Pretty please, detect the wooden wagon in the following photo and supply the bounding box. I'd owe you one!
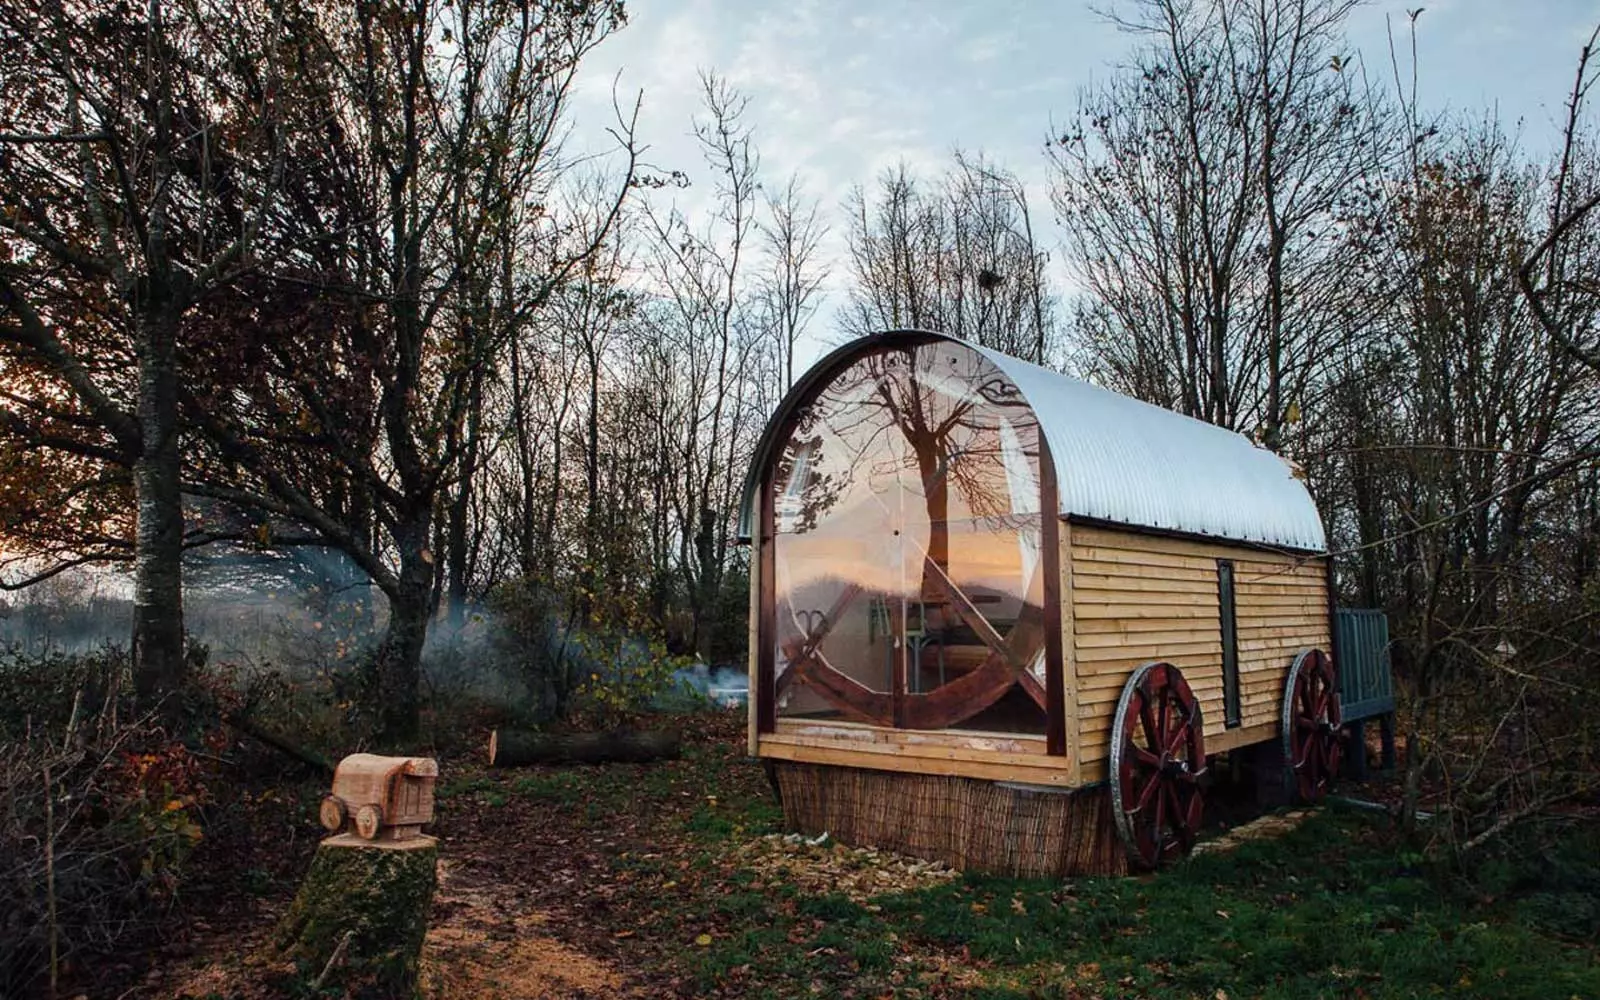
[740,331,1354,874]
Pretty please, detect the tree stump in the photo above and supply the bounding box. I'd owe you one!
[274,833,438,999]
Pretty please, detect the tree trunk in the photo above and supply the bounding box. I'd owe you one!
[275,834,438,1000]
[445,482,469,631]
[131,301,187,705]
[693,504,718,659]
[913,431,949,597]
[375,516,433,745]
[487,727,681,767]
[445,367,483,631]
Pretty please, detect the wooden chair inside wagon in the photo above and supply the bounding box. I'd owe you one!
[742,332,1349,876]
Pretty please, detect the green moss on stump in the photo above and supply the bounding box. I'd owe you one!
[275,834,438,999]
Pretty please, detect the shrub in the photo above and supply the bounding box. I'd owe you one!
[483,579,697,725]
[571,628,700,725]
[1,718,213,995]
[0,644,125,740]
[484,579,577,720]
[0,647,241,996]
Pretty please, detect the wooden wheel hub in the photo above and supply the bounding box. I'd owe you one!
[1282,648,1344,802]
[1110,662,1206,869]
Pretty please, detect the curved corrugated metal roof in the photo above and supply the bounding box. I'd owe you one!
[740,331,1327,553]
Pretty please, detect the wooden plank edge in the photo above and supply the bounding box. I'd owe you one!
[758,738,1080,785]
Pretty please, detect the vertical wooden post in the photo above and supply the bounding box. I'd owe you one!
[746,537,760,756]
[756,470,777,735]
[1041,438,1068,759]
[890,599,909,728]
[1059,520,1080,783]
[1323,555,1341,687]
[1344,718,1369,780]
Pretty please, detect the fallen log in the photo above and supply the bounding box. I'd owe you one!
[487,727,681,767]
[226,711,334,775]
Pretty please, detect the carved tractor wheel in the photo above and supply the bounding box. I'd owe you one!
[1110,662,1207,869]
[318,795,348,834]
[353,803,384,840]
[1282,648,1344,803]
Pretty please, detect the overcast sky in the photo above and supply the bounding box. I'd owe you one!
[567,0,1600,362]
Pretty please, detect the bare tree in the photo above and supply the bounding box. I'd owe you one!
[636,71,771,657]
[844,152,1058,364]
[181,0,637,742]
[1517,24,1600,377]
[0,0,288,701]
[1306,15,1600,849]
[760,175,828,391]
[1052,0,1393,439]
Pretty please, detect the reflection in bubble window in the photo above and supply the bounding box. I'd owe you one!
[771,340,1048,734]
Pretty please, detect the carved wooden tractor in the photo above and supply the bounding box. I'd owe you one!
[319,754,438,841]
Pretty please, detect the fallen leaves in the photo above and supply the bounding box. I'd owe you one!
[720,832,959,903]
[1193,809,1313,856]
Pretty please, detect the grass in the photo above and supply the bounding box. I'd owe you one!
[646,741,1596,997]
[882,808,1598,999]
[440,714,1598,998]
[648,803,1600,999]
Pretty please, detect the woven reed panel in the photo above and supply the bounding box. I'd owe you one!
[773,762,1127,878]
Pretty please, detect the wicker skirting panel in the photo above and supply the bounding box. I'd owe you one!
[771,762,1128,878]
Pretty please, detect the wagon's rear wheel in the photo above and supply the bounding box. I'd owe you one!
[1110,662,1207,869]
[1282,648,1344,802]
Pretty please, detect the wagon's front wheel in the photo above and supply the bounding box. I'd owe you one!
[1282,648,1344,803]
[1110,662,1207,869]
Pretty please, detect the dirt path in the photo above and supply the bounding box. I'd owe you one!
[420,858,631,999]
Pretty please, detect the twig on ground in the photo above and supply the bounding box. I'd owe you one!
[312,930,354,990]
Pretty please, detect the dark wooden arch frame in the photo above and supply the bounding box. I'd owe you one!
[753,333,1067,756]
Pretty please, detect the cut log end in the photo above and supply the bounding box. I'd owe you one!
[320,832,439,851]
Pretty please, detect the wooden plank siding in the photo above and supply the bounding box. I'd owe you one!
[1068,523,1330,782]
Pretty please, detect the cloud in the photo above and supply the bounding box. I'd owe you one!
[567,0,1581,356]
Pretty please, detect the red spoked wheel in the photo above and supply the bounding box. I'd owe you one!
[1110,662,1207,869]
[1281,648,1344,803]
